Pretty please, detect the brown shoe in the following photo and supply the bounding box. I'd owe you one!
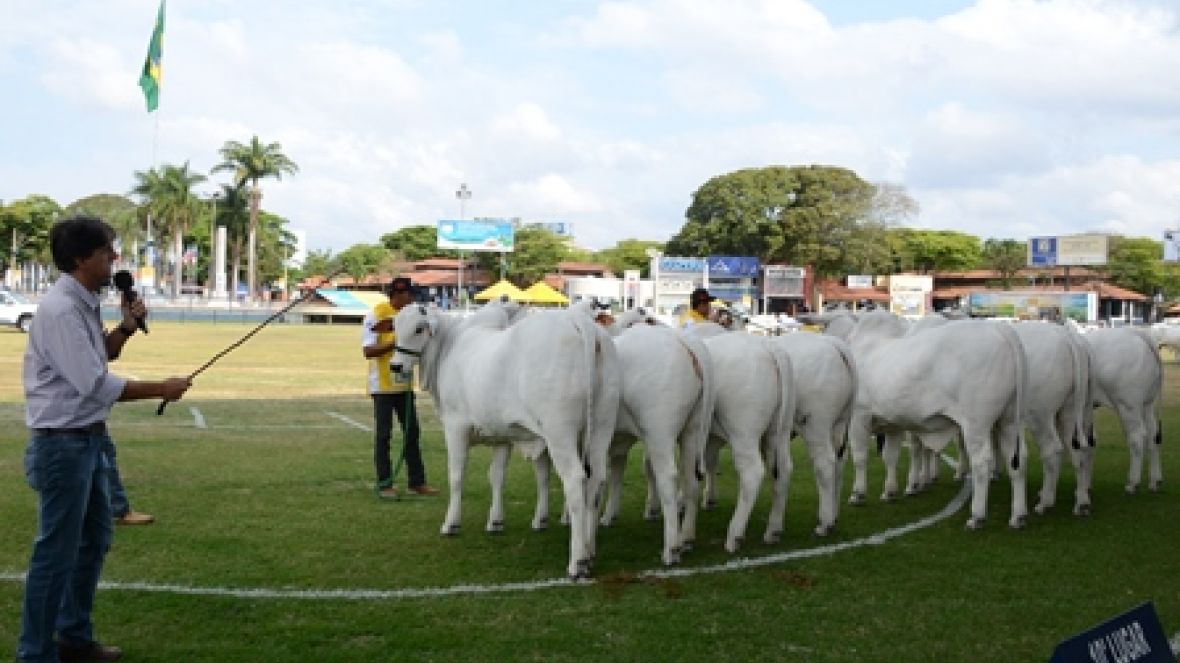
[59,641,123,662]
[409,484,440,496]
[377,486,400,499]
[115,511,155,525]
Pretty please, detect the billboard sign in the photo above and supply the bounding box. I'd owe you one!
[707,256,760,278]
[437,220,515,252]
[658,256,707,273]
[1165,230,1180,263]
[967,291,1094,322]
[1028,237,1058,267]
[763,266,805,297]
[1029,234,1109,267]
[847,275,874,289]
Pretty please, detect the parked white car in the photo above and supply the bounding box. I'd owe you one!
[0,289,38,332]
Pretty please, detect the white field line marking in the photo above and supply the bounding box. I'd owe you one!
[0,472,971,601]
[190,407,207,429]
[326,411,371,432]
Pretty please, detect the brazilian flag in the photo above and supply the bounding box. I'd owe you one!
[138,0,165,112]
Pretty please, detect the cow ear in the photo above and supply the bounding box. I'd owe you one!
[427,318,438,335]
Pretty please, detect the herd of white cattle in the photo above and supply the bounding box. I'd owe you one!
[388,300,1165,579]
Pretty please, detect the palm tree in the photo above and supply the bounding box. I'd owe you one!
[211,136,298,303]
[130,162,207,299]
[211,184,249,297]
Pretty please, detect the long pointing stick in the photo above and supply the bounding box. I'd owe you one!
[157,269,349,415]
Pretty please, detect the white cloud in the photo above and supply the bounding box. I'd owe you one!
[3,0,1180,256]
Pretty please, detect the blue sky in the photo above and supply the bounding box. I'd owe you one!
[1,0,1178,254]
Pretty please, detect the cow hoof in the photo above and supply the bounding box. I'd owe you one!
[680,539,695,552]
[486,520,505,534]
[1034,502,1050,515]
[965,517,985,531]
[531,517,548,531]
[905,486,920,497]
[814,523,833,537]
[599,515,614,527]
[1149,480,1162,492]
[703,498,719,511]
[725,537,743,554]
[880,490,897,502]
[570,560,592,580]
[663,548,681,566]
[848,492,866,506]
[440,524,460,537]
[643,508,661,521]
[1009,515,1027,530]
[763,530,781,545]
[1073,503,1091,517]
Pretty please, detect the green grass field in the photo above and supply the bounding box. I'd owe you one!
[1,322,1177,662]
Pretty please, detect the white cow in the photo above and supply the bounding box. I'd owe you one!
[767,331,857,536]
[686,324,796,551]
[901,319,1093,516]
[500,305,713,566]
[1083,328,1164,493]
[390,303,621,578]
[842,311,1029,530]
[597,323,716,565]
[1000,323,1093,515]
[1148,322,1180,358]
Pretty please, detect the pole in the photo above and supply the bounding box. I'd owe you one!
[455,183,472,309]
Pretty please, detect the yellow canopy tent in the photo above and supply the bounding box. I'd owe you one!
[521,281,569,306]
[473,279,526,301]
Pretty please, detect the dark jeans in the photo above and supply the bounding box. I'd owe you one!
[18,430,113,663]
[372,392,425,488]
[102,438,130,518]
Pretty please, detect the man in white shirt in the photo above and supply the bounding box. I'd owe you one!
[18,216,191,663]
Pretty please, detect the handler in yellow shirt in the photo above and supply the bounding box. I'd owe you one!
[680,287,714,328]
[361,277,438,499]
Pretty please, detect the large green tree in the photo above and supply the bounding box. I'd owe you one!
[1102,236,1165,298]
[1,195,60,274]
[212,135,298,302]
[130,162,207,298]
[667,165,904,304]
[594,239,664,278]
[335,243,393,283]
[473,226,567,287]
[379,225,458,261]
[890,229,983,273]
[981,238,1027,289]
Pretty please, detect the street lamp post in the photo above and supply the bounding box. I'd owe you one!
[455,183,472,309]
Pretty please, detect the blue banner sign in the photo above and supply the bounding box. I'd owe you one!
[1049,602,1174,663]
[708,256,761,278]
[532,221,573,237]
[1029,236,1058,267]
[437,220,515,252]
[659,256,707,273]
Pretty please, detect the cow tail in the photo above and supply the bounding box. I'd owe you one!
[1133,329,1164,448]
[576,315,598,474]
[678,333,715,481]
[1065,328,1089,451]
[830,337,858,460]
[997,323,1027,471]
[768,340,796,457]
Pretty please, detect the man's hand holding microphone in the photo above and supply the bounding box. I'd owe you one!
[109,270,194,405]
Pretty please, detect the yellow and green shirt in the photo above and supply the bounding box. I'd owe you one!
[362,303,412,394]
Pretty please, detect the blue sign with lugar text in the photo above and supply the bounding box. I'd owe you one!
[1049,602,1174,663]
